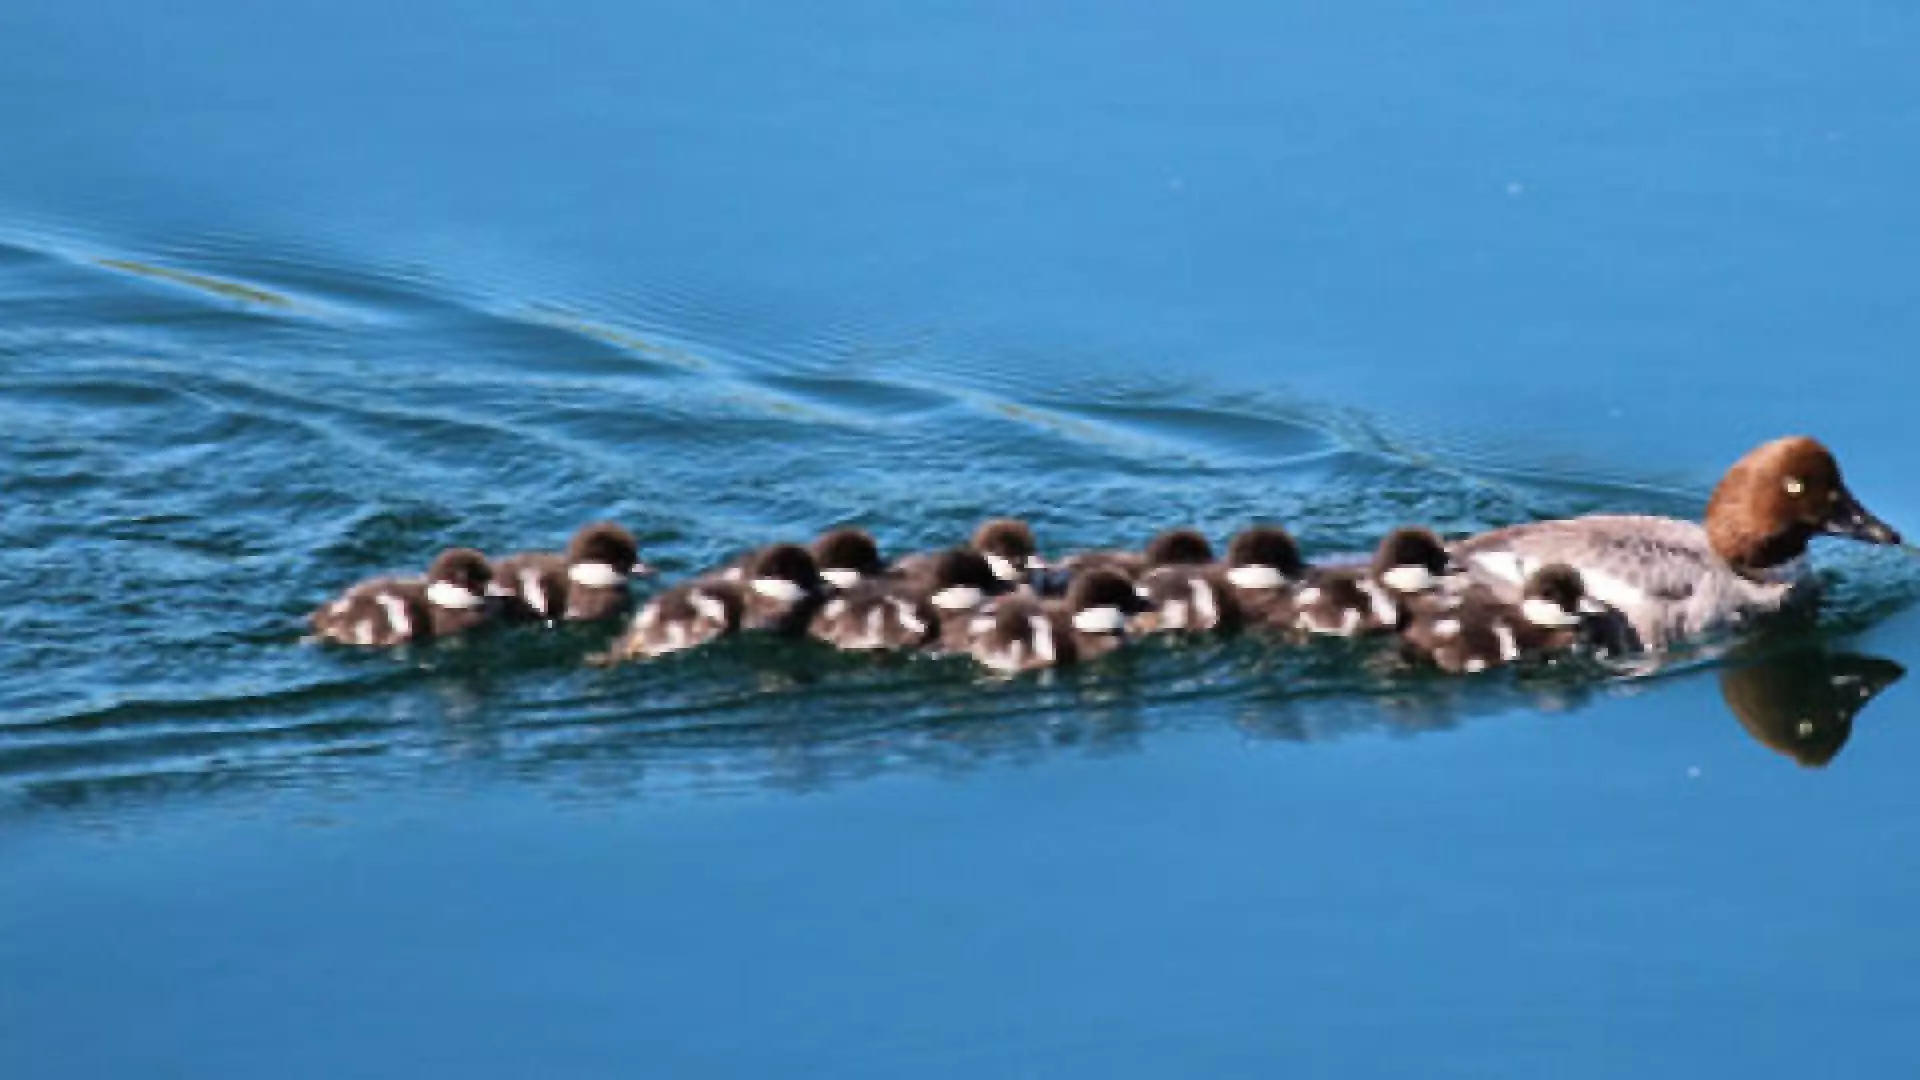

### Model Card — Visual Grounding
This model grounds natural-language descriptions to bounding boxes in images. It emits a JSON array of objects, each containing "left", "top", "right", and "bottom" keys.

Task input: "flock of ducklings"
[{"left": 312, "top": 517, "right": 1627, "bottom": 677}]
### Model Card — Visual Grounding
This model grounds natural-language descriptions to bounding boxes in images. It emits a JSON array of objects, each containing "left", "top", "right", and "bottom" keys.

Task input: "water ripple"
[{"left": 3, "top": 223, "right": 1914, "bottom": 821}]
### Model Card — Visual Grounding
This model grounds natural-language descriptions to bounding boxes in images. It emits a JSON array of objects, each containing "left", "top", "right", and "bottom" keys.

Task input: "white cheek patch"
[
  {"left": 568, "top": 562, "right": 627, "bottom": 590},
  {"left": 1030, "top": 615, "right": 1057, "bottom": 664},
  {"left": 820, "top": 568, "right": 863, "bottom": 590},
  {"left": 376, "top": 594, "right": 412, "bottom": 638},
  {"left": 1464, "top": 656, "right": 1488, "bottom": 674},
  {"left": 427, "top": 582, "right": 483, "bottom": 611},
  {"left": 932, "top": 585, "right": 985, "bottom": 611},
  {"left": 688, "top": 589, "right": 729, "bottom": 624},
  {"left": 1494, "top": 622, "right": 1520, "bottom": 662},
  {"left": 1295, "top": 587, "right": 1323, "bottom": 608},
  {"left": 968, "top": 615, "right": 996, "bottom": 637},
  {"left": 1227, "top": 565, "right": 1286, "bottom": 590},
  {"left": 1073, "top": 606, "right": 1128, "bottom": 634},
  {"left": 634, "top": 604, "right": 659, "bottom": 630},
  {"left": 1432, "top": 618, "right": 1461, "bottom": 639},
  {"left": 1380, "top": 565, "right": 1436, "bottom": 594},
  {"left": 722, "top": 566, "right": 744, "bottom": 582},
  {"left": 751, "top": 577, "right": 808, "bottom": 604},
  {"left": 1522, "top": 597, "right": 1581, "bottom": 628},
  {"left": 822, "top": 597, "right": 847, "bottom": 620},
  {"left": 352, "top": 619, "right": 376, "bottom": 646},
  {"left": 984, "top": 553, "right": 1020, "bottom": 582},
  {"left": 1578, "top": 596, "right": 1606, "bottom": 615}
]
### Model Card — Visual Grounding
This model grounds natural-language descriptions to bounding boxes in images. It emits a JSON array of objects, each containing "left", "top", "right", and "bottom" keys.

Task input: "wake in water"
[{"left": 4, "top": 230, "right": 1917, "bottom": 818}]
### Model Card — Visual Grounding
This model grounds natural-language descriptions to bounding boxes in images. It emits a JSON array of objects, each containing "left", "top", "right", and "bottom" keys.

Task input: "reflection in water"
[
  {"left": 5, "top": 636, "right": 1907, "bottom": 822},
  {"left": 1718, "top": 648, "right": 1906, "bottom": 768},
  {"left": 4, "top": 230, "right": 1917, "bottom": 820}
]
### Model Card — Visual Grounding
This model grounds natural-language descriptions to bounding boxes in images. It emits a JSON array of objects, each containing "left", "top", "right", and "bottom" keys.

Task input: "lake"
[{"left": 4, "top": 2, "right": 1920, "bottom": 1076}]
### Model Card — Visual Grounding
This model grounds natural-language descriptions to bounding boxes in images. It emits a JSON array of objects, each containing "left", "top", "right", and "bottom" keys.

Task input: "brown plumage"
[
  {"left": 490, "top": 522, "right": 648, "bottom": 624},
  {"left": 1705, "top": 435, "right": 1900, "bottom": 573},
  {"left": 310, "top": 548, "right": 494, "bottom": 646},
  {"left": 613, "top": 543, "right": 825, "bottom": 660}
]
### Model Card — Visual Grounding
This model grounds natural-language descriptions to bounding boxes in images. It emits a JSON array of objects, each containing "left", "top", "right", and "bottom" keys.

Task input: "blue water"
[{"left": 5, "top": 2, "right": 1920, "bottom": 1076}]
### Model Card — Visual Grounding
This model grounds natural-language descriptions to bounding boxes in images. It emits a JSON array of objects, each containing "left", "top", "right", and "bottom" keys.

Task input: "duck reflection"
[
  {"left": 1231, "top": 638, "right": 1906, "bottom": 770},
  {"left": 6, "top": 636, "right": 1908, "bottom": 820},
  {"left": 1717, "top": 647, "right": 1905, "bottom": 767}
]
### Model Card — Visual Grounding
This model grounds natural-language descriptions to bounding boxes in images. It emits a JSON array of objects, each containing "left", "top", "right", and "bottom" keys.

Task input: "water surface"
[{"left": 4, "top": 2, "right": 1920, "bottom": 1076}]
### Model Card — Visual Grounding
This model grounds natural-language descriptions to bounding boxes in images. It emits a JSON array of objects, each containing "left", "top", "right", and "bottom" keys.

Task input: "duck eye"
[{"left": 1783, "top": 477, "right": 1804, "bottom": 497}]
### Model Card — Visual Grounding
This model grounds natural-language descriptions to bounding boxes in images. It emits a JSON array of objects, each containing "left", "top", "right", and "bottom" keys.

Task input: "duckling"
[
  {"left": 714, "top": 526, "right": 883, "bottom": 592},
  {"left": 310, "top": 548, "right": 495, "bottom": 646},
  {"left": 893, "top": 518, "right": 1047, "bottom": 589},
  {"left": 489, "top": 522, "right": 651, "bottom": 624},
  {"left": 966, "top": 568, "right": 1149, "bottom": 674},
  {"left": 1220, "top": 524, "right": 1309, "bottom": 630},
  {"left": 1401, "top": 563, "right": 1612, "bottom": 674},
  {"left": 969, "top": 517, "right": 1047, "bottom": 586},
  {"left": 613, "top": 581, "right": 744, "bottom": 658},
  {"left": 1130, "top": 562, "right": 1243, "bottom": 635},
  {"left": 810, "top": 527, "right": 886, "bottom": 591},
  {"left": 809, "top": 547, "right": 1002, "bottom": 653},
  {"left": 615, "top": 543, "right": 825, "bottom": 659},
  {"left": 1041, "top": 527, "right": 1215, "bottom": 595},
  {"left": 1295, "top": 526, "right": 1456, "bottom": 637}
]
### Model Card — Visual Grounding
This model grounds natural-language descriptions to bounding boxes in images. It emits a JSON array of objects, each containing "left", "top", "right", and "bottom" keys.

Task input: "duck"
[
  {"left": 1040, "top": 527, "right": 1216, "bottom": 595},
  {"left": 1129, "top": 527, "right": 1283, "bottom": 636},
  {"left": 969, "top": 518, "right": 1047, "bottom": 586},
  {"left": 891, "top": 518, "right": 1047, "bottom": 589},
  {"left": 808, "top": 547, "right": 1003, "bottom": 653},
  {"left": 488, "top": 522, "right": 650, "bottom": 624},
  {"left": 1219, "top": 524, "right": 1310, "bottom": 631},
  {"left": 712, "top": 527, "right": 884, "bottom": 591},
  {"left": 1452, "top": 436, "right": 1902, "bottom": 651},
  {"left": 1400, "top": 563, "right": 1615, "bottom": 674},
  {"left": 310, "top": 548, "right": 495, "bottom": 646},
  {"left": 810, "top": 527, "right": 887, "bottom": 591},
  {"left": 966, "top": 568, "right": 1151, "bottom": 674},
  {"left": 1130, "top": 561, "right": 1243, "bottom": 636},
  {"left": 1295, "top": 526, "right": 1458, "bottom": 637},
  {"left": 614, "top": 542, "right": 826, "bottom": 659}
]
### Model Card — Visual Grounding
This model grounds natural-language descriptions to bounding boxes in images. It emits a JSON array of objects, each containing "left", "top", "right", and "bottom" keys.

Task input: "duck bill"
[{"left": 1822, "top": 487, "right": 1903, "bottom": 545}]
